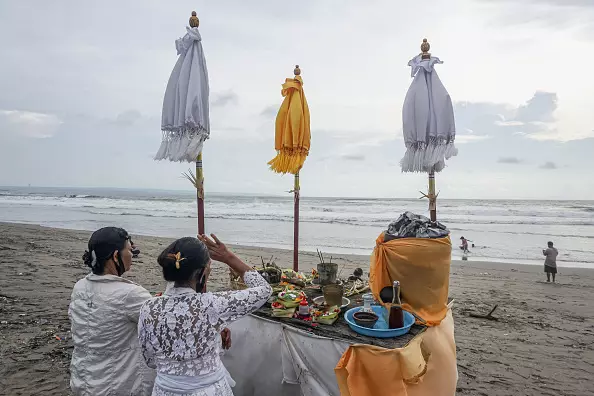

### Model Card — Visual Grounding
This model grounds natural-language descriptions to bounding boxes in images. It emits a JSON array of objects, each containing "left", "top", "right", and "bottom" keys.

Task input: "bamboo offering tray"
[{"left": 253, "top": 286, "right": 427, "bottom": 349}]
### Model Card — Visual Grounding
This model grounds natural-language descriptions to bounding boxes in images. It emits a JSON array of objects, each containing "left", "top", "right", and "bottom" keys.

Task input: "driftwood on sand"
[{"left": 469, "top": 304, "right": 499, "bottom": 321}]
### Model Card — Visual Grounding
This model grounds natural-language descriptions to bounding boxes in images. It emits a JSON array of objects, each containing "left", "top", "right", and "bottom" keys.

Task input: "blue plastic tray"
[{"left": 344, "top": 305, "right": 414, "bottom": 338}]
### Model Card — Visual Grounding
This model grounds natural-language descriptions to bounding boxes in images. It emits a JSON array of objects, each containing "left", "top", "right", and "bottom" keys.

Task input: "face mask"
[
  {"left": 196, "top": 270, "right": 207, "bottom": 293},
  {"left": 114, "top": 252, "right": 126, "bottom": 276}
]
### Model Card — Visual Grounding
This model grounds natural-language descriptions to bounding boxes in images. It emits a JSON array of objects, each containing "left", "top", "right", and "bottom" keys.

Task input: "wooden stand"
[
  {"left": 419, "top": 169, "right": 438, "bottom": 222},
  {"left": 428, "top": 170, "right": 437, "bottom": 222},
  {"left": 293, "top": 172, "right": 300, "bottom": 271},
  {"left": 196, "top": 153, "right": 205, "bottom": 235}
]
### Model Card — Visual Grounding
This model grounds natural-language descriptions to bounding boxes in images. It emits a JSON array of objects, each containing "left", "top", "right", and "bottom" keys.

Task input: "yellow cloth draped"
[
  {"left": 268, "top": 75, "right": 311, "bottom": 174},
  {"left": 369, "top": 234, "right": 452, "bottom": 326},
  {"left": 335, "top": 234, "right": 457, "bottom": 394},
  {"left": 335, "top": 308, "right": 457, "bottom": 396}
]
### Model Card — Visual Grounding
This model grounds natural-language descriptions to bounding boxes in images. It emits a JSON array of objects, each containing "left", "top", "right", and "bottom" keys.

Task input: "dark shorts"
[{"left": 544, "top": 265, "right": 557, "bottom": 274}]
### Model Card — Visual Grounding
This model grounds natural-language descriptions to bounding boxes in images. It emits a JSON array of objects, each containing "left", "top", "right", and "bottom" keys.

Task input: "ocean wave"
[
  {"left": 78, "top": 209, "right": 594, "bottom": 230},
  {"left": 89, "top": 210, "right": 194, "bottom": 219},
  {"left": 67, "top": 194, "right": 103, "bottom": 199}
]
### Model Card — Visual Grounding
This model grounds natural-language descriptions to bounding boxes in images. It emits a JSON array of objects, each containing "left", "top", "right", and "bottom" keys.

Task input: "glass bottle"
[{"left": 388, "top": 280, "right": 404, "bottom": 329}]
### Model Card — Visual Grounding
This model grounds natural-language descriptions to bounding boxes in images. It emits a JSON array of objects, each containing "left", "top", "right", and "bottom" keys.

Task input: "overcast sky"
[{"left": 1, "top": 0, "right": 593, "bottom": 199}]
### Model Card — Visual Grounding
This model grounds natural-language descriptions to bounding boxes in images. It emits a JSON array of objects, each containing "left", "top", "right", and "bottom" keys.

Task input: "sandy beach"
[{"left": 0, "top": 222, "right": 593, "bottom": 396}]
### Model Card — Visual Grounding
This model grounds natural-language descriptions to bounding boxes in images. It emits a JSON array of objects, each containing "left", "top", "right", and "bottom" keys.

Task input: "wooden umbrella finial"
[
  {"left": 421, "top": 38, "right": 431, "bottom": 59},
  {"left": 294, "top": 65, "right": 301, "bottom": 76},
  {"left": 189, "top": 11, "right": 200, "bottom": 27}
]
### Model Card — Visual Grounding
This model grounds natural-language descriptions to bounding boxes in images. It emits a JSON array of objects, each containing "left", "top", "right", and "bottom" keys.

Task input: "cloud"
[
  {"left": 212, "top": 91, "right": 239, "bottom": 107},
  {"left": 340, "top": 154, "right": 366, "bottom": 161},
  {"left": 483, "top": 0, "right": 594, "bottom": 8},
  {"left": 0, "top": 110, "right": 62, "bottom": 138},
  {"left": 113, "top": 110, "right": 142, "bottom": 127},
  {"left": 540, "top": 161, "right": 558, "bottom": 169},
  {"left": 455, "top": 134, "right": 492, "bottom": 144},
  {"left": 453, "top": 92, "right": 560, "bottom": 142},
  {"left": 514, "top": 91, "right": 557, "bottom": 123},
  {"left": 260, "top": 105, "right": 278, "bottom": 118},
  {"left": 478, "top": 0, "right": 594, "bottom": 35},
  {"left": 498, "top": 157, "right": 523, "bottom": 164}
]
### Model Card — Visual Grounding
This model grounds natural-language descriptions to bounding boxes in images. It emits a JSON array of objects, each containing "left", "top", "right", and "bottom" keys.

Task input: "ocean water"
[{"left": 0, "top": 186, "right": 593, "bottom": 268}]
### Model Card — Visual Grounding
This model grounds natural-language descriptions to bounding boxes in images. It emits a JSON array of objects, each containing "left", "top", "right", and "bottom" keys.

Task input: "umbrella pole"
[
  {"left": 293, "top": 172, "right": 300, "bottom": 271},
  {"left": 428, "top": 169, "right": 437, "bottom": 222},
  {"left": 196, "top": 153, "right": 205, "bottom": 235}
]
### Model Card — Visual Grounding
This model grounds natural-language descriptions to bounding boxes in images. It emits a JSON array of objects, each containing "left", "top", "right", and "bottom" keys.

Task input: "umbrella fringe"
[
  {"left": 268, "top": 148, "right": 309, "bottom": 174},
  {"left": 401, "top": 138, "right": 458, "bottom": 173},
  {"left": 155, "top": 125, "right": 209, "bottom": 163},
  {"left": 155, "top": 131, "right": 168, "bottom": 160}
]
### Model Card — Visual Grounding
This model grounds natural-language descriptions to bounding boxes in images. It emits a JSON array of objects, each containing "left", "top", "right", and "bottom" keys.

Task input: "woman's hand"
[
  {"left": 221, "top": 328, "right": 232, "bottom": 350},
  {"left": 199, "top": 234, "right": 234, "bottom": 263},
  {"left": 199, "top": 233, "right": 252, "bottom": 277}
]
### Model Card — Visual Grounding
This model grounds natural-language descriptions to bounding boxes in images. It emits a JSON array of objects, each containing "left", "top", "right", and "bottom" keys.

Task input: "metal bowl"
[{"left": 312, "top": 296, "right": 350, "bottom": 310}]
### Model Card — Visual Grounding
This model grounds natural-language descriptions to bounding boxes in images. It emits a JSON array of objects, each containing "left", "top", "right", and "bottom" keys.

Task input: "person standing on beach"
[
  {"left": 138, "top": 235, "right": 272, "bottom": 396},
  {"left": 68, "top": 227, "right": 155, "bottom": 395},
  {"left": 543, "top": 241, "right": 559, "bottom": 283}
]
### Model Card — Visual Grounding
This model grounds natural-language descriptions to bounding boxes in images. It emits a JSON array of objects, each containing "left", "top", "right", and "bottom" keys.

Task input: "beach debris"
[
  {"left": 53, "top": 333, "right": 69, "bottom": 341},
  {"left": 344, "top": 279, "right": 369, "bottom": 297},
  {"left": 348, "top": 268, "right": 364, "bottom": 282},
  {"left": 469, "top": 305, "right": 499, "bottom": 321}
]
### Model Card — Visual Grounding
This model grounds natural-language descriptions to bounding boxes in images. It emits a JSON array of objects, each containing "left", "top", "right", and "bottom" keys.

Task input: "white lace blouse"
[{"left": 138, "top": 271, "right": 272, "bottom": 378}]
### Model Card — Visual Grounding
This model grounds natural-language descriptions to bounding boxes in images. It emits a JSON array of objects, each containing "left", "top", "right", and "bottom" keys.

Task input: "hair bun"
[{"left": 158, "top": 252, "right": 177, "bottom": 269}]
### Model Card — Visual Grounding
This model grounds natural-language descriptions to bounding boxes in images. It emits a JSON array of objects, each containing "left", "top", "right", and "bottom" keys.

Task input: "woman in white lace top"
[{"left": 138, "top": 235, "right": 272, "bottom": 396}]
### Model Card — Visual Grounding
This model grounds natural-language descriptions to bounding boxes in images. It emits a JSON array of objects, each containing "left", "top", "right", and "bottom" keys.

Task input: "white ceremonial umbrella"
[
  {"left": 401, "top": 39, "right": 457, "bottom": 221},
  {"left": 156, "top": 11, "right": 209, "bottom": 234}
]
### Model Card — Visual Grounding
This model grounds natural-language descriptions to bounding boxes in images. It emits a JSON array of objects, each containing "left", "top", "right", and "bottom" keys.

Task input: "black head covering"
[{"left": 83, "top": 227, "right": 130, "bottom": 275}]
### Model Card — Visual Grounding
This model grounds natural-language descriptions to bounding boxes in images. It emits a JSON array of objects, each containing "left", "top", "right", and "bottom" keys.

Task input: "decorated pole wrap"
[
  {"left": 268, "top": 65, "right": 311, "bottom": 271},
  {"left": 156, "top": 11, "right": 209, "bottom": 234},
  {"left": 401, "top": 39, "right": 457, "bottom": 221}
]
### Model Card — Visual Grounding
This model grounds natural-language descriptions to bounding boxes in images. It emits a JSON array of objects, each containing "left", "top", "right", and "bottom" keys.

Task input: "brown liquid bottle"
[{"left": 388, "top": 280, "right": 404, "bottom": 329}]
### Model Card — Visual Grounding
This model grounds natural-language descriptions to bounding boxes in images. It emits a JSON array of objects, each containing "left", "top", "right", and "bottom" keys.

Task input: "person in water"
[
  {"left": 138, "top": 234, "right": 272, "bottom": 396},
  {"left": 460, "top": 236, "right": 471, "bottom": 253},
  {"left": 69, "top": 227, "right": 155, "bottom": 395},
  {"left": 543, "top": 241, "right": 559, "bottom": 283}
]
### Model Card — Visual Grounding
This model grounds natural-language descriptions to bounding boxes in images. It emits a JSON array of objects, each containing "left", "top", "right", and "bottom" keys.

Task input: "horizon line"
[{"left": 1, "top": 185, "right": 592, "bottom": 202}]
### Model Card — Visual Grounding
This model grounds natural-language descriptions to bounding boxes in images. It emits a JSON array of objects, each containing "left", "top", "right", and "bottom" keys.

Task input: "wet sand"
[{"left": 0, "top": 222, "right": 593, "bottom": 396}]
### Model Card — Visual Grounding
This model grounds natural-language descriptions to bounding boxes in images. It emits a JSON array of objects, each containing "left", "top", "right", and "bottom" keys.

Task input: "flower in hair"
[{"left": 174, "top": 252, "right": 186, "bottom": 269}]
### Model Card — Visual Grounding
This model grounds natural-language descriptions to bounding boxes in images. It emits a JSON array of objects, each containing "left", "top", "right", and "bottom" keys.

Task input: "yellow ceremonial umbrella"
[{"left": 268, "top": 65, "right": 311, "bottom": 271}]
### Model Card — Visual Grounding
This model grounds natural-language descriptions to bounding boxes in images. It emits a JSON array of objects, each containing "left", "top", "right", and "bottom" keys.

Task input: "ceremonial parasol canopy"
[
  {"left": 156, "top": 11, "right": 210, "bottom": 163},
  {"left": 269, "top": 65, "right": 311, "bottom": 270},
  {"left": 268, "top": 65, "right": 311, "bottom": 175},
  {"left": 401, "top": 39, "right": 457, "bottom": 220}
]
